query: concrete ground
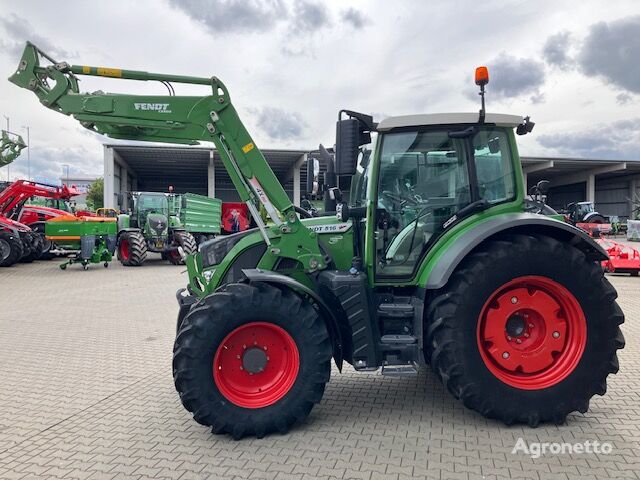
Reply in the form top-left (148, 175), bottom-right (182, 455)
top-left (0, 254), bottom-right (638, 480)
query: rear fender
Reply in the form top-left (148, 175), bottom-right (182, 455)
top-left (242, 268), bottom-right (344, 371)
top-left (423, 212), bottom-right (608, 290)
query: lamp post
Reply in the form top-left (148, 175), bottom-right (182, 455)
top-left (62, 164), bottom-right (70, 186)
top-left (21, 125), bottom-right (30, 181)
top-left (3, 116), bottom-right (9, 181)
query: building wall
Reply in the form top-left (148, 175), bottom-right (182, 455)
top-left (595, 178), bottom-right (630, 219)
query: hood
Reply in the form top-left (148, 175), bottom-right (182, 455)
top-left (0, 215), bottom-right (32, 232)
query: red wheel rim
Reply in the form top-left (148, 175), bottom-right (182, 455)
top-left (213, 322), bottom-right (299, 408)
top-left (477, 276), bottom-right (586, 390)
top-left (119, 239), bottom-right (130, 260)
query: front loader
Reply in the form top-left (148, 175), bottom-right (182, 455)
top-left (11, 43), bottom-right (624, 439)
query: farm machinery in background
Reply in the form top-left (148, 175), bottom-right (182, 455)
top-left (45, 214), bottom-right (117, 270)
top-left (12, 42), bottom-right (625, 439)
top-left (116, 191), bottom-right (198, 266)
top-left (528, 180), bottom-right (640, 276)
top-left (0, 179), bottom-right (85, 258)
top-left (0, 133), bottom-right (43, 267)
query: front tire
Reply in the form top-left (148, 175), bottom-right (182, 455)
top-left (0, 232), bottom-right (23, 267)
top-left (173, 282), bottom-right (332, 439)
top-left (168, 231), bottom-right (197, 265)
top-left (425, 234), bottom-right (624, 426)
top-left (117, 231), bottom-right (147, 266)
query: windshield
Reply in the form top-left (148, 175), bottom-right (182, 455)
top-left (138, 194), bottom-right (167, 212)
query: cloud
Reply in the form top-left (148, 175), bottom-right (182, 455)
top-left (291, 1), bottom-right (330, 33)
top-left (537, 118), bottom-right (640, 159)
top-left (469, 53), bottom-right (546, 103)
top-left (617, 93), bottom-right (634, 105)
top-left (542, 31), bottom-right (573, 69)
top-left (0, 14), bottom-right (74, 60)
top-left (250, 106), bottom-right (307, 141)
top-left (4, 141), bottom-right (101, 184)
top-left (340, 8), bottom-right (369, 30)
top-left (578, 16), bottom-right (640, 94)
top-left (167, 0), bottom-right (287, 34)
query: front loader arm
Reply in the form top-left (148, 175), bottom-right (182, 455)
top-left (0, 180), bottom-right (78, 217)
top-left (10, 42), bottom-right (326, 273)
top-left (0, 130), bottom-right (26, 166)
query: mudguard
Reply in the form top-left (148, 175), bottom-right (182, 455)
top-left (425, 212), bottom-right (608, 290)
top-left (242, 268), bottom-right (344, 370)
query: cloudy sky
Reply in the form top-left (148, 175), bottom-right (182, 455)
top-left (0, 0), bottom-right (638, 183)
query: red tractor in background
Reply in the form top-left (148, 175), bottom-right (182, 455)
top-left (0, 215), bottom-right (41, 266)
top-left (0, 179), bottom-right (87, 259)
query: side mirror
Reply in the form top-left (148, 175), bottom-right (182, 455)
top-left (335, 118), bottom-right (360, 176)
top-left (306, 157), bottom-right (320, 195)
top-left (536, 180), bottom-right (550, 195)
top-left (335, 110), bottom-right (376, 176)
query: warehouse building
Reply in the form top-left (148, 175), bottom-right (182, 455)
top-left (103, 144), bottom-right (308, 210)
top-left (103, 143), bottom-right (640, 220)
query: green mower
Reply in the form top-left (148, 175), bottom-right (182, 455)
top-left (11, 43), bottom-right (624, 439)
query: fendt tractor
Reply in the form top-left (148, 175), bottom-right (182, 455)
top-left (12, 44), bottom-right (624, 439)
top-left (116, 191), bottom-right (197, 266)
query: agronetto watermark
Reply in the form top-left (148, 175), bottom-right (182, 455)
top-left (512, 438), bottom-right (613, 459)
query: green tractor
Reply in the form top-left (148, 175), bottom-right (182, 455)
top-left (12, 44), bottom-right (624, 439)
top-left (116, 191), bottom-right (196, 266)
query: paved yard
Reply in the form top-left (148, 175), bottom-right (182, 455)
top-left (0, 253), bottom-right (638, 480)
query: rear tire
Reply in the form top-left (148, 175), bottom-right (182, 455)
top-left (425, 234), bottom-right (624, 426)
top-left (168, 231), bottom-right (197, 265)
top-left (117, 231), bottom-right (147, 266)
top-left (0, 232), bottom-right (23, 267)
top-left (173, 282), bottom-right (332, 439)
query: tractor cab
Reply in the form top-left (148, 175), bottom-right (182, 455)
top-left (335, 112), bottom-right (525, 282)
top-left (131, 192), bottom-right (172, 239)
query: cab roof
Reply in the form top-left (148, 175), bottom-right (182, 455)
top-left (377, 112), bottom-right (524, 131)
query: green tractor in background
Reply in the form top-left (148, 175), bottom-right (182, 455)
top-left (116, 191), bottom-right (197, 266)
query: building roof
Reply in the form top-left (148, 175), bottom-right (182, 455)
top-left (377, 112), bottom-right (523, 131)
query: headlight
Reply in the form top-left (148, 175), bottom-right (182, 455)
top-left (199, 228), bottom-right (255, 268)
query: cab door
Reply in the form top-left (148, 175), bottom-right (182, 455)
top-left (371, 126), bottom-right (516, 282)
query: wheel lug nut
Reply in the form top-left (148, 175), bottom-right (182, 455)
top-left (239, 366), bottom-right (243, 370)
top-left (502, 352), bottom-right (510, 359)
top-left (524, 333), bottom-right (529, 338)
top-left (510, 296), bottom-right (518, 304)
top-left (553, 331), bottom-right (560, 338)
top-left (507, 336), bottom-right (512, 341)
top-left (529, 323), bottom-right (534, 328)
top-left (236, 355), bottom-right (240, 359)
top-left (516, 338), bottom-right (522, 344)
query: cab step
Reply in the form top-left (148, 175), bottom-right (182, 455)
top-left (381, 363), bottom-right (419, 376)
